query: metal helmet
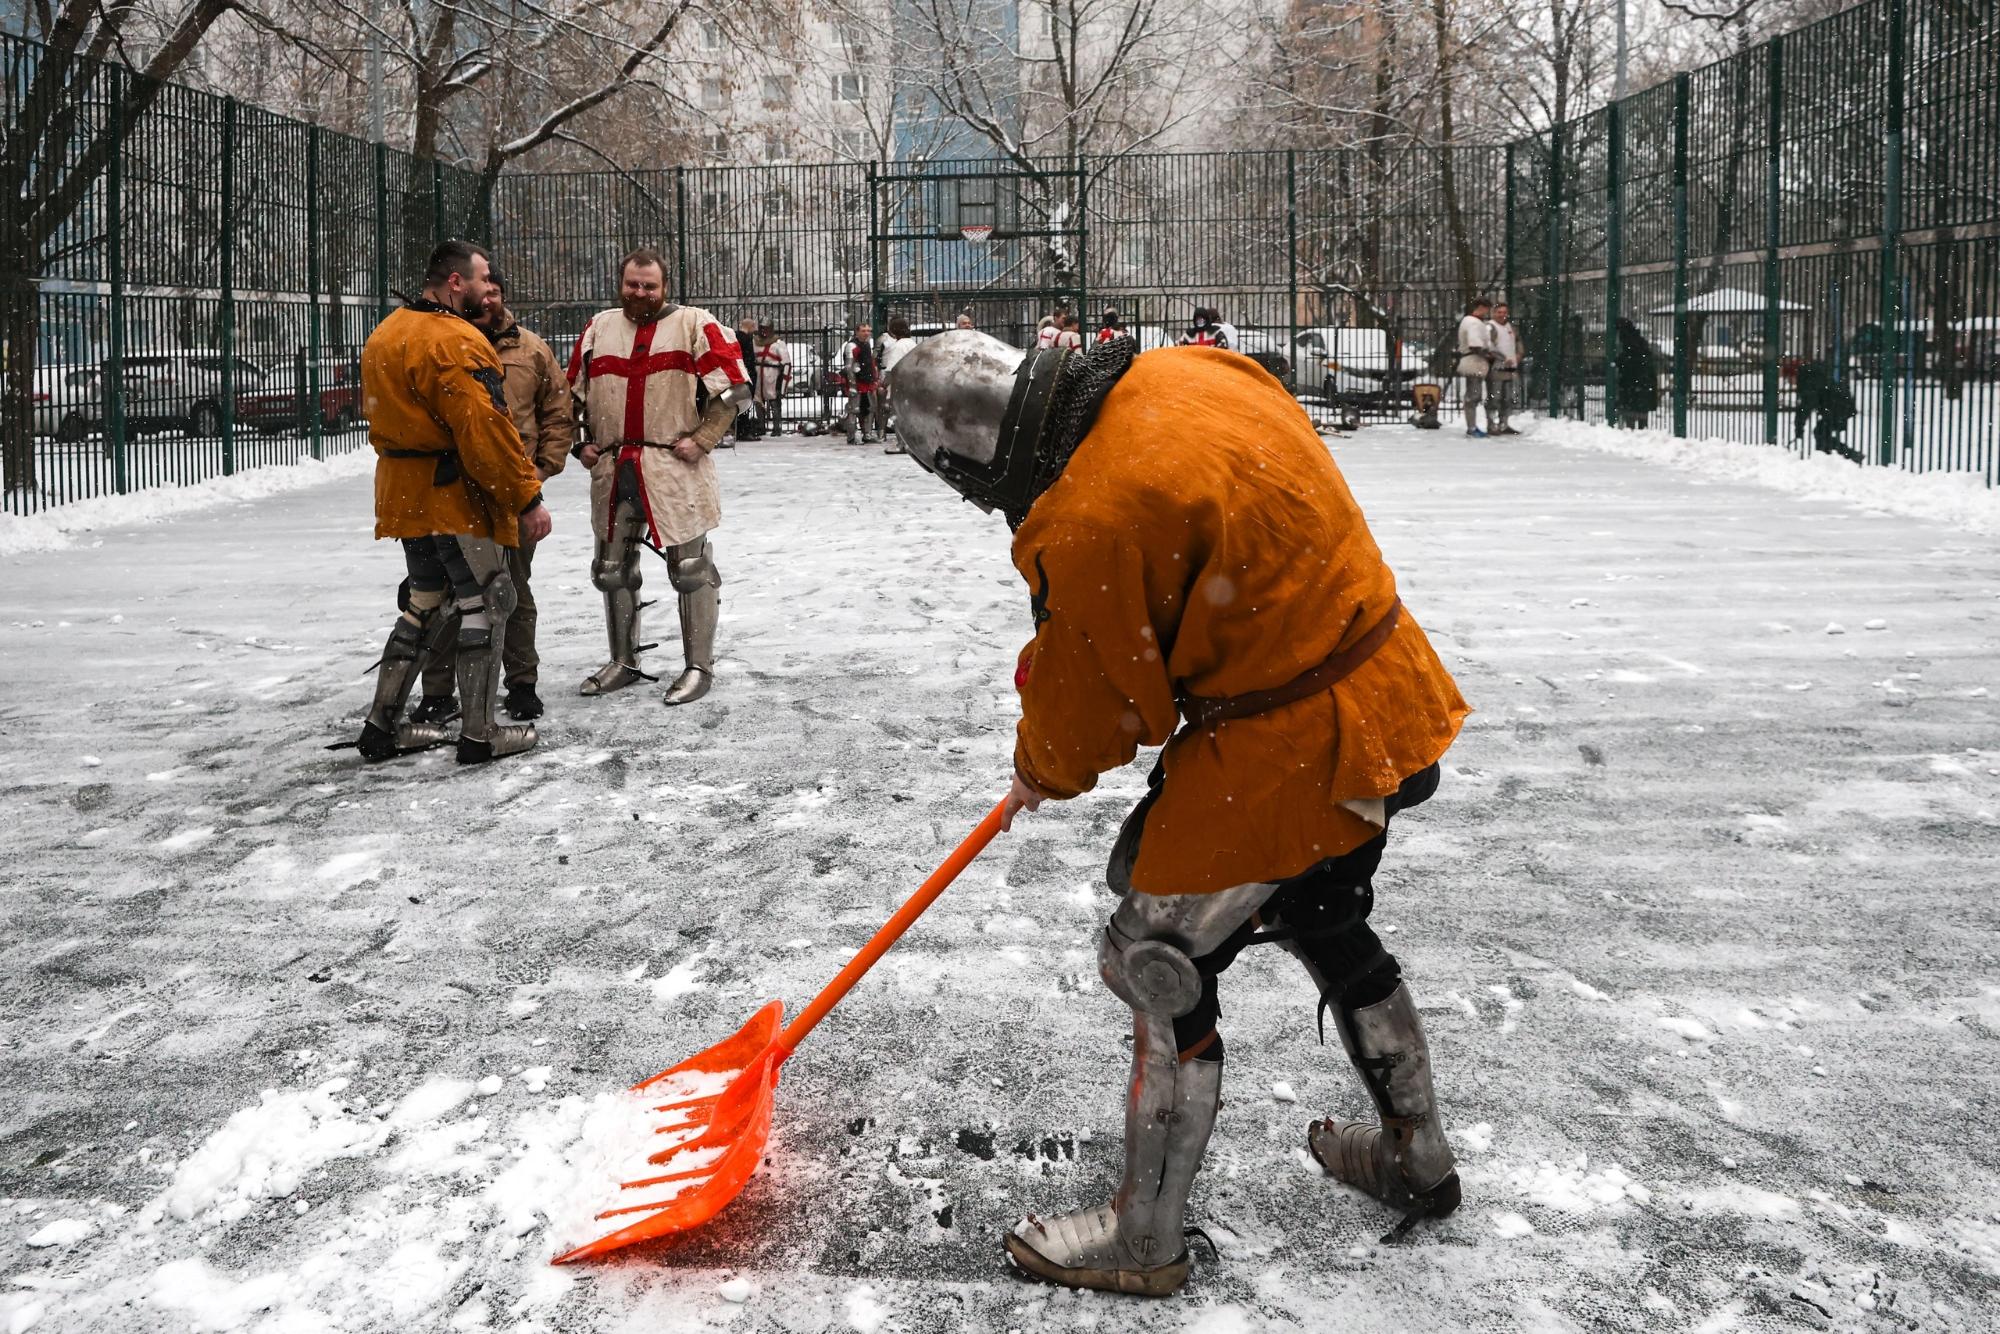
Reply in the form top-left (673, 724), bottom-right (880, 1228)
top-left (889, 327), bottom-right (1136, 524)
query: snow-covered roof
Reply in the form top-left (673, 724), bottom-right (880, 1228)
top-left (1647, 287), bottom-right (1810, 316)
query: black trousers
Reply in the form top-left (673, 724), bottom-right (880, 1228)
top-left (1171, 763), bottom-right (1441, 1053)
top-left (401, 535), bottom-right (484, 602)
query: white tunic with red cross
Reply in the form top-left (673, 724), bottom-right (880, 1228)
top-left (567, 303), bottom-right (746, 547)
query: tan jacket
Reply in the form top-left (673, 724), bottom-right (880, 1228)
top-left (490, 322), bottom-right (573, 477)
top-left (363, 303), bottom-right (541, 547)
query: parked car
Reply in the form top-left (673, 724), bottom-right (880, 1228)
top-left (234, 354), bottom-right (366, 434)
top-left (1226, 328), bottom-right (1295, 386)
top-left (31, 353), bottom-right (269, 445)
top-left (1293, 326), bottom-right (1433, 409)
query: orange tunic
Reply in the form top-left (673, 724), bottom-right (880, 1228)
top-left (1010, 347), bottom-right (1470, 895)
top-left (363, 305), bottom-right (542, 546)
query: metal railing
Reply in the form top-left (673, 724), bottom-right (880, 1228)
top-left (3, 0), bottom-right (1995, 517)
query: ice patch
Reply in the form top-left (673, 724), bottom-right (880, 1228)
top-left (1493, 1211), bottom-right (1535, 1238)
top-left (1493, 1157), bottom-right (1652, 1215)
top-left (1682, 1183), bottom-right (1801, 1219)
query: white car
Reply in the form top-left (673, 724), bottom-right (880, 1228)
top-left (1293, 327), bottom-right (1434, 408)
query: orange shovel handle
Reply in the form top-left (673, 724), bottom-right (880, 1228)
top-left (775, 798), bottom-right (1007, 1055)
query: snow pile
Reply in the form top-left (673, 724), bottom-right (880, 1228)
top-left (0, 448), bottom-right (372, 557)
top-left (150, 1079), bottom-right (385, 1226)
top-left (1533, 418), bottom-right (2000, 535)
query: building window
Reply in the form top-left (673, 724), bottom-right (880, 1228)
top-left (762, 75), bottom-right (787, 103)
top-left (765, 135), bottom-right (786, 163)
top-left (699, 20), bottom-right (722, 51)
top-left (764, 246), bottom-right (793, 279)
top-left (837, 22), bottom-right (866, 59)
top-left (832, 72), bottom-right (867, 103)
top-left (1121, 234), bottom-right (1150, 270)
top-left (836, 128), bottom-right (869, 159)
top-left (701, 83), bottom-right (724, 111)
top-left (704, 131), bottom-right (730, 158)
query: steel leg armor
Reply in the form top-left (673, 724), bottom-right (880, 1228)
top-left (580, 495), bottom-right (649, 697)
top-left (1004, 880), bottom-right (1276, 1297)
top-left (661, 535), bottom-right (719, 706)
top-left (453, 537), bottom-right (538, 764)
top-left (355, 606), bottom-right (458, 761)
top-left (1306, 982), bottom-right (1460, 1219)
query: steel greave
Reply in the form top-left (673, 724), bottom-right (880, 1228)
top-left (1308, 982), bottom-right (1459, 1216)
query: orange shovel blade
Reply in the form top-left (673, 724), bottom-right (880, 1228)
top-left (550, 1001), bottom-right (786, 1265)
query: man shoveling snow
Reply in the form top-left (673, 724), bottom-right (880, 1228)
top-left (888, 332), bottom-right (1473, 1296)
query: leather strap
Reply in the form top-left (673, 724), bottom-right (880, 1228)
top-left (1178, 599), bottom-right (1402, 729)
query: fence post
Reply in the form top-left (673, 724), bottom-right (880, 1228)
top-left (1503, 142), bottom-right (1516, 307)
top-left (106, 66), bottom-right (128, 496)
top-left (1763, 38), bottom-right (1783, 448)
top-left (1672, 72), bottom-right (1691, 439)
top-left (220, 98), bottom-right (237, 476)
top-left (864, 160), bottom-right (879, 319)
top-left (1878, 0), bottom-right (1905, 467)
top-left (1605, 100), bottom-right (1624, 428)
top-left (1285, 149), bottom-right (1299, 376)
top-left (373, 142), bottom-right (390, 323)
top-left (1541, 123), bottom-right (1565, 419)
top-left (1075, 159), bottom-right (1089, 326)
top-left (431, 159), bottom-right (445, 245)
top-left (673, 165), bottom-right (690, 298)
top-left (306, 124), bottom-right (323, 460)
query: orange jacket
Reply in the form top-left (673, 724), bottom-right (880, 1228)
top-left (363, 304), bottom-right (542, 546)
top-left (1010, 347), bottom-right (1469, 895)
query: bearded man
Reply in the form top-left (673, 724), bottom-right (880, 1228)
top-left (889, 332), bottom-right (1471, 1296)
top-left (351, 240), bottom-right (551, 765)
top-left (567, 249), bottom-right (749, 705)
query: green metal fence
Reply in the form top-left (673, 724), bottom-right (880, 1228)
top-left (1, 31), bottom-right (487, 515)
top-left (3, 0), bottom-right (1995, 517)
top-left (1513, 0), bottom-right (1999, 481)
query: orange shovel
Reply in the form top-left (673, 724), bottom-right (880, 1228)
top-left (551, 798), bottom-right (1007, 1264)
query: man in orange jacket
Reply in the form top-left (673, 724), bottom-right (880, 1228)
top-left (350, 240), bottom-right (553, 765)
top-left (890, 331), bottom-right (1470, 1296)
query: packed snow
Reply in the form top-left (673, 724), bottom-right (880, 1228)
top-left (1, 416), bottom-right (1997, 1331)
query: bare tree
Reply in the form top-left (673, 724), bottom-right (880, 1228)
top-left (2, 0), bottom-right (268, 495)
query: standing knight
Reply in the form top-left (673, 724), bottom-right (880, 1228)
top-left (567, 248), bottom-right (749, 705)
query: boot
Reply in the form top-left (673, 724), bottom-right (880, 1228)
top-left (1307, 983), bottom-right (1460, 1218)
top-left (1003, 1015), bottom-right (1216, 1297)
top-left (455, 623), bottom-right (537, 764)
top-left (355, 613), bottom-right (454, 761)
top-left (661, 581), bottom-right (716, 706)
top-left (579, 586), bottom-right (648, 696)
top-left (504, 681), bottom-right (544, 720)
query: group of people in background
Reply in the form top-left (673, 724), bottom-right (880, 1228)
top-left (1453, 297), bottom-right (1524, 438)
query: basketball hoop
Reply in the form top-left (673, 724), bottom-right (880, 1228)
top-left (959, 224), bottom-right (994, 244)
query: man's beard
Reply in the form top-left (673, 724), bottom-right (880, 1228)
top-left (622, 296), bottom-right (662, 323)
top-left (458, 291), bottom-right (486, 319)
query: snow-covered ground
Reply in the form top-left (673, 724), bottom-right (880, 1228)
top-left (2, 419), bottom-right (1997, 1333)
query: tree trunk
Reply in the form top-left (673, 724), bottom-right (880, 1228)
top-left (2, 266), bottom-right (41, 498)
top-left (1432, 0), bottom-right (1479, 303)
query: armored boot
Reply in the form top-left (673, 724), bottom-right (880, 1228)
top-left (354, 608), bottom-right (456, 761)
top-left (580, 520), bottom-right (650, 696)
top-left (1307, 983), bottom-right (1460, 1218)
top-left (1005, 1013), bottom-right (1217, 1296)
top-left (579, 584), bottom-right (649, 695)
top-left (453, 584), bottom-right (537, 764)
top-left (662, 537), bottom-right (719, 706)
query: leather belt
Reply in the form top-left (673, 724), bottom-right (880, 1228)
top-left (1177, 599), bottom-right (1402, 729)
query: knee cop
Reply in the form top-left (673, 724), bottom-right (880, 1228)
top-left (668, 537), bottom-right (721, 593)
top-left (590, 545), bottom-right (641, 594)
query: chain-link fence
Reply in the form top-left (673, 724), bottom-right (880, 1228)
top-left (3, 0), bottom-right (1995, 516)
